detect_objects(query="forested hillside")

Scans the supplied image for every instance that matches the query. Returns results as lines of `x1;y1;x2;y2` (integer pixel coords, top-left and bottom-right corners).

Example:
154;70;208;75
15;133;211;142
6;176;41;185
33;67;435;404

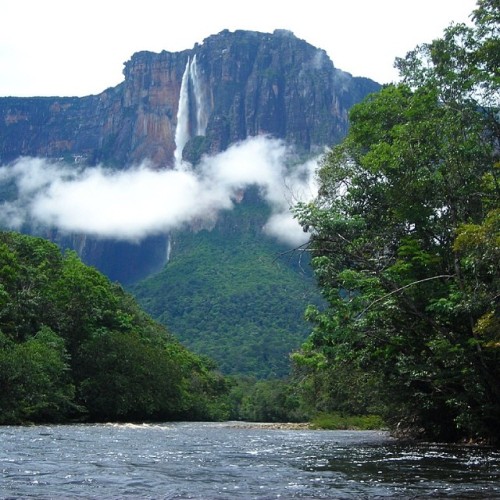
132;190;323;378
0;232;229;424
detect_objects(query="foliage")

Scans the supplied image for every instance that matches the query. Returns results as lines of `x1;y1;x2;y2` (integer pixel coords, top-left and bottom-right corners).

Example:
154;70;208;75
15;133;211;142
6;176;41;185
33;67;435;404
291;338;385;417
131;192;323;379
0;327;76;424
0;231;230;424
310;413;385;431
77;330;182;421
227;375;309;422
292;1;499;443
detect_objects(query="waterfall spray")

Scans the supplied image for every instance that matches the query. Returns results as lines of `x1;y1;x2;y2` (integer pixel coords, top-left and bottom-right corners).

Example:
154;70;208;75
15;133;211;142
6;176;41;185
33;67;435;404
189;55;209;136
165;237;172;263
174;58;191;168
173;55;209;167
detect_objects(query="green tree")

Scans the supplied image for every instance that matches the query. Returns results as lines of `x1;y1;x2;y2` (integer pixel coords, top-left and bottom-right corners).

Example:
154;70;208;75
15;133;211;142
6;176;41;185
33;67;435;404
0;231;230;424
230;376;307;422
77;330;183;421
52;251;122;356
0;233;64;341
293;0;499;442
0;327;75;423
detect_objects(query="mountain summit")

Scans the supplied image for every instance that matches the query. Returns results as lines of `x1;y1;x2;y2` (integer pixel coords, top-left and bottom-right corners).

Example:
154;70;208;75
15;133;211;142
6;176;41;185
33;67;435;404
0;29;379;167
0;30;380;376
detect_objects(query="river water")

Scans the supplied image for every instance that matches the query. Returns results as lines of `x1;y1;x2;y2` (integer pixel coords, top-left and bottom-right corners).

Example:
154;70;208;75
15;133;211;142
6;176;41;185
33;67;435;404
1;422;499;499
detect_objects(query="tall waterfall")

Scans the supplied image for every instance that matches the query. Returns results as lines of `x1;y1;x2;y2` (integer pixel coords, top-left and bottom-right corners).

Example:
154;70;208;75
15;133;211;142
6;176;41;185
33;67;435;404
173;55;209;167
174;58;192;167
189;55;209;136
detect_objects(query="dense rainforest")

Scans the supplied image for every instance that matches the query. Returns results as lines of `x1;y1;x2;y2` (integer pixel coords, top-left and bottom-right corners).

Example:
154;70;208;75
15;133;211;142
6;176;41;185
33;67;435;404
0;231;229;424
1;1;498;443
0;230;315;425
291;0;499;443
131;190;323;379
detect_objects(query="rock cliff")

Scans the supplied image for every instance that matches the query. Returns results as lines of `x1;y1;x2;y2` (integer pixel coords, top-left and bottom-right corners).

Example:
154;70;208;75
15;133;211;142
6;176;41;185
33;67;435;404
0;29;379;284
0;29;381;375
0;29;379;168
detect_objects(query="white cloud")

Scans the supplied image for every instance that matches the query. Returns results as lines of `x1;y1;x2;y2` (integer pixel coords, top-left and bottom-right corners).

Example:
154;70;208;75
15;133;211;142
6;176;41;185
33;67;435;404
0;136;319;245
263;212;309;247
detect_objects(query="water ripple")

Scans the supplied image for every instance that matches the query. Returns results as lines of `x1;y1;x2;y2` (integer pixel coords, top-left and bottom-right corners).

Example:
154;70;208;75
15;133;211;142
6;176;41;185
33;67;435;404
0;423;498;499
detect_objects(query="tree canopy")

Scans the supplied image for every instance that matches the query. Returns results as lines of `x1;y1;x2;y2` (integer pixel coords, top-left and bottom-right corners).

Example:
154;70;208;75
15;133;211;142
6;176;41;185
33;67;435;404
132;193;323;379
293;0;499;442
0;231;229;424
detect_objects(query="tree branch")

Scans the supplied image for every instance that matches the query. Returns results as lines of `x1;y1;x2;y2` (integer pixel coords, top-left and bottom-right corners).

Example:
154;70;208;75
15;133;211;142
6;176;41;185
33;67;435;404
358;274;454;317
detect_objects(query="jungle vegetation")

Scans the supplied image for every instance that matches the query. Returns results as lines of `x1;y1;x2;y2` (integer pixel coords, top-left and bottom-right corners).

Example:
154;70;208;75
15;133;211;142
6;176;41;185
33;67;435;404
131;190;323;379
291;0;499;442
0;231;229;424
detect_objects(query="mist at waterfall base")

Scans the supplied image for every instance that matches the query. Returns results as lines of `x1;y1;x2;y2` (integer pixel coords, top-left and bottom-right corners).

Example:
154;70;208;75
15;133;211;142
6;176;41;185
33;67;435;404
0;136;319;246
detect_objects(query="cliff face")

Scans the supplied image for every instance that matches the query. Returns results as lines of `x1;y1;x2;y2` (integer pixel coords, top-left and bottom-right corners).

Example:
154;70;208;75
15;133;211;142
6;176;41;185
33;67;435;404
0;29;379;168
0;29;379;284
0;30;381;373
192;30;378;156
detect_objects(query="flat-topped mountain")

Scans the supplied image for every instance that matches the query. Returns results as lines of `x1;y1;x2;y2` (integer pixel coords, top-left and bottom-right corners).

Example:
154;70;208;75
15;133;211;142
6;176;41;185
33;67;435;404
0;30;380;377
0;29;379;167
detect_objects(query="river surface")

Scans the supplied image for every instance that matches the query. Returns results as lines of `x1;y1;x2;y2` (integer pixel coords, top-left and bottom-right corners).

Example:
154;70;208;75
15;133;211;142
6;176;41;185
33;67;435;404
1;422;499;499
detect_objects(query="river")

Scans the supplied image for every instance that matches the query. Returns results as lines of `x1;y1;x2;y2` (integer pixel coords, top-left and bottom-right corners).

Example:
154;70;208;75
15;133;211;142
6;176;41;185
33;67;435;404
1;422;499;499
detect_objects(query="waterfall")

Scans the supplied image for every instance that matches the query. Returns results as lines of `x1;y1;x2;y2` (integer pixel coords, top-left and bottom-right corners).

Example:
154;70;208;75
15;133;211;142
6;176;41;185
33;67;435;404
189;55;209;136
174;58;191;168
165;237;172;264
173;55;209;167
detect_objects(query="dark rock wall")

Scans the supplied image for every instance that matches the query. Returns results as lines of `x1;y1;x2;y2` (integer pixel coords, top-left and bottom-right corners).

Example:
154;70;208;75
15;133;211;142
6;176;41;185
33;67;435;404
0;29;379;168
0;30;380;283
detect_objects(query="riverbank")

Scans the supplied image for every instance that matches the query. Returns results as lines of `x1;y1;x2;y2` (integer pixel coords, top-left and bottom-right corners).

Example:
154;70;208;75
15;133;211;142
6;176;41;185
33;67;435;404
224;421;312;430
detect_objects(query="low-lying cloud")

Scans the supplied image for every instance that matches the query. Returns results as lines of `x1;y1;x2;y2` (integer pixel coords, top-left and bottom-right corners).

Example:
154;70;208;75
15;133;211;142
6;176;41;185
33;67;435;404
0;136;318;246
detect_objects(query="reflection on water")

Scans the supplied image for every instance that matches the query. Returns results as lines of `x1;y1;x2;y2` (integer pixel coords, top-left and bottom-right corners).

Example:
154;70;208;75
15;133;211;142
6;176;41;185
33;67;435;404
1;422;499;499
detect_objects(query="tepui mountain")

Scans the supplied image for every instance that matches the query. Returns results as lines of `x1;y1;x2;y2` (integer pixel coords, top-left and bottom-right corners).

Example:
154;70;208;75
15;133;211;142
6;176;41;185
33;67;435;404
0;29;380;377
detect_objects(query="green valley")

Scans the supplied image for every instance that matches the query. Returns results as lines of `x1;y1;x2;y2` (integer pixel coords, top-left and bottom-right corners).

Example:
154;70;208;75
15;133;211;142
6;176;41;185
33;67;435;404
131;190;323;378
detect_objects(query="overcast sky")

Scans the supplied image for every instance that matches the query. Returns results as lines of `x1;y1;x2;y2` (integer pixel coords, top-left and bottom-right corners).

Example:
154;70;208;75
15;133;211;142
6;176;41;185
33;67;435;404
1;0;477;97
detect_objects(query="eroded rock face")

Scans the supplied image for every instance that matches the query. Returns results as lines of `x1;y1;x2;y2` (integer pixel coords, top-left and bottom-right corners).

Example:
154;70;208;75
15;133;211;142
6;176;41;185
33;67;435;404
0;29;379;169
0;29;380;283
193;29;379;156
